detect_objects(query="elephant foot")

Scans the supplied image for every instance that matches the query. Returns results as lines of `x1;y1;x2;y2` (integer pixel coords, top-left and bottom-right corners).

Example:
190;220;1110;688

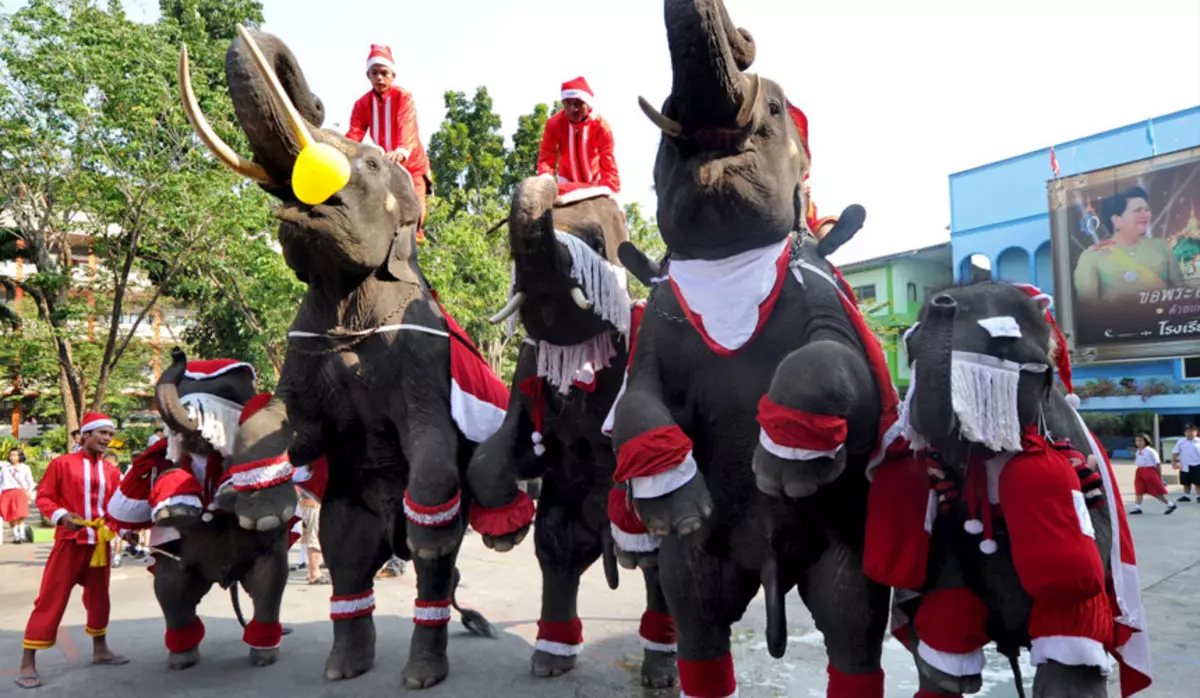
249;647;279;667
406;518;464;561
640;649;678;688
401;625;449;689
234;483;297;532
167;648;200;671
1032;660;1108;698
752;446;847;499
154;504;204;529
632;472;713;536
615;546;658;570
481;524;529;553
325;616;376;681
531;650;578;678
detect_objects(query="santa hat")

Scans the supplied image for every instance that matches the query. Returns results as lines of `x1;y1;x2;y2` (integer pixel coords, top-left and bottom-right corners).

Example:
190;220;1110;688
561;76;593;105
786;101;810;160
80;412;115;434
1010;283;1077;409
519;376;547;457
185;359;256;384
365;44;395;74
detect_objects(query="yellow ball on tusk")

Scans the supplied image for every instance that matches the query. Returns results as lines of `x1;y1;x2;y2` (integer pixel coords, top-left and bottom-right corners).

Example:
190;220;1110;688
292;142;351;205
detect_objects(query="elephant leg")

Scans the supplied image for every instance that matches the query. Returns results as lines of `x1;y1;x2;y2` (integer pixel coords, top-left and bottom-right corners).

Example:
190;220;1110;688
240;542;289;667
753;339;877;499
401;416;465;561
402;544;461;689
153;554;213;671
1032;661;1107;698
657;534;757;698
321;496;390;682
229;398;300;531
530;490;603;678
798;541;890;698
638;565;679;689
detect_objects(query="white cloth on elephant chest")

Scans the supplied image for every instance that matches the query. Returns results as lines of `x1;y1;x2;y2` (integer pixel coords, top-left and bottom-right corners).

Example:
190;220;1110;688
668;237;790;354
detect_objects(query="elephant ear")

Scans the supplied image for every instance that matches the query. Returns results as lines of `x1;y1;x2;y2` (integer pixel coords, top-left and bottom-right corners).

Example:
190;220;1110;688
816;205;867;259
618;241;663;287
381;228;419;283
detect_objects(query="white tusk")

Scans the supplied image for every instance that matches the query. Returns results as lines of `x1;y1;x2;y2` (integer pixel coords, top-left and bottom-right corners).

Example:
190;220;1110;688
488;292;526;324
571;287;592;310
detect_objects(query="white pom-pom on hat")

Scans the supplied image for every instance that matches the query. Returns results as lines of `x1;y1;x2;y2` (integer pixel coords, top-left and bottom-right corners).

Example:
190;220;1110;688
531;432;543;445
1065;393;1081;410
980;539;998;555
533;444;546;457
964;519;984;535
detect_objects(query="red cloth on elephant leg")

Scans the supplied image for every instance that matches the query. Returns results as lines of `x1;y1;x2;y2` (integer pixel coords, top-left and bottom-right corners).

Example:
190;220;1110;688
638;609;677;651
165;617;205;653
438;301;509;444
614;425;693;482
106;439;166;531
915;588;989;654
678;653;737;698
755;395;847;457
1029;591;1113;669
536;618;583;657
863;443;933;590
607;486;646;534
149;467;204;519
826;666;884;698
468;490;535;537
243;619;282;650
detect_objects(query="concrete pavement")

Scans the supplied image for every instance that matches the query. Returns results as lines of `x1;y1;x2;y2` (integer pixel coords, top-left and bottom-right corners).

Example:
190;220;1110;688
1;487;1198;697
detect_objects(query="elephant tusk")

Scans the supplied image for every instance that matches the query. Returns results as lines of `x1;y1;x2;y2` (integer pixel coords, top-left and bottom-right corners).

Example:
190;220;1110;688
638;96;683;138
488;291;526;325
570;287;592;310
178;44;272;184
235;25;313;151
735;74;762;130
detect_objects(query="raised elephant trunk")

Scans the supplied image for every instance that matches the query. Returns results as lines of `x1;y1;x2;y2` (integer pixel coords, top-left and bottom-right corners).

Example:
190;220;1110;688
912;294;958;441
664;0;758;129
155;349;200;438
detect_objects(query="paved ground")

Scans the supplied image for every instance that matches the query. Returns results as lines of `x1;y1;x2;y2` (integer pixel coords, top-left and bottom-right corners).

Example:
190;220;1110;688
0;464;1196;697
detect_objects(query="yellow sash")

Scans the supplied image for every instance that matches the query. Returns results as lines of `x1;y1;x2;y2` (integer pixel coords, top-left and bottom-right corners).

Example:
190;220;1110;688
1107;246;1166;290
73;518;117;567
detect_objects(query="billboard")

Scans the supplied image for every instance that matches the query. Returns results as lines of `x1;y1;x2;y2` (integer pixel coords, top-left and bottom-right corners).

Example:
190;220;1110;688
1050;145;1200;363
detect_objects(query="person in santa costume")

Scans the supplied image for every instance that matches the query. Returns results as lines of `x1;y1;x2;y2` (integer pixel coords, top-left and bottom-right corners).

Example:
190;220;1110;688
17;412;129;689
2;447;36;545
786;102;842;240
346;44;433;237
536;77;621;198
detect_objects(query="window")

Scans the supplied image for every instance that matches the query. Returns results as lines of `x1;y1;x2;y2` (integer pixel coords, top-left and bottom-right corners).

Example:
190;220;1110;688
853;285;877;303
906;282;918;304
1184;357;1200;380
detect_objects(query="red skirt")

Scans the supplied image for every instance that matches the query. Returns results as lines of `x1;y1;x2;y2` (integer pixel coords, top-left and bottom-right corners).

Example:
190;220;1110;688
0;489;30;523
1134;467;1168;497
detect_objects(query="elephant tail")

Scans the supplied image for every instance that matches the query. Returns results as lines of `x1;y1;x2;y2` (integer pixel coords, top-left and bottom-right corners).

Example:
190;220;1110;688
450;567;499;639
1006;650;1026;698
601;524;620;591
762;553;787;659
230;585;249;628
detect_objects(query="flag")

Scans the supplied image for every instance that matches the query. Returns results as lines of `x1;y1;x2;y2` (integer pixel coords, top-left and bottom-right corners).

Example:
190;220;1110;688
1146;120;1158;156
1050;146;1061;177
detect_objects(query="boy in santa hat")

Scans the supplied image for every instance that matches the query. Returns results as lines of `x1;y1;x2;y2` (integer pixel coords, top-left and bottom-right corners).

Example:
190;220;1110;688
346;44;432;239
17;412;128;689
536;77;621;197
786;102;841;240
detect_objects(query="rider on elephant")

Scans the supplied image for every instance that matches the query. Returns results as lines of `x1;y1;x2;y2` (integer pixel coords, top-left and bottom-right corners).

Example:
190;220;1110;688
786;102;839;240
537;77;621;200
345;44;432;235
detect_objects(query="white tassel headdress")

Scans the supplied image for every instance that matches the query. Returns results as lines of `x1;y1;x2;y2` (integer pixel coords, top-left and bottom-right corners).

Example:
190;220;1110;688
165;393;245;463
554;230;631;337
534;332;618;395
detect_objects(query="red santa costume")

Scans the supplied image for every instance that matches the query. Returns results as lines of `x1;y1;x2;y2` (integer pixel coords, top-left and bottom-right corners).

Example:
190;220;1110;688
23;412;123;650
786;102;840;237
346;44;431;232
536;77;621;203
862;283;1153;697
1;455;35;534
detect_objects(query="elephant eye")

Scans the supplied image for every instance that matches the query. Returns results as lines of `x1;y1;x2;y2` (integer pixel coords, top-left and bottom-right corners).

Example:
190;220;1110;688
364;157;380;172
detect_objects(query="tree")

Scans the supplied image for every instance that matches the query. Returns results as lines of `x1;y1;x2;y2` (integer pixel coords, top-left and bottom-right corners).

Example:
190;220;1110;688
427;87;505;216
501;102;556;197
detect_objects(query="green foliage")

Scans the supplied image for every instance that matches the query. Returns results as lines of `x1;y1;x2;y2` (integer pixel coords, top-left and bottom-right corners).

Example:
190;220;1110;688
427;87;506;213
502;102;552;197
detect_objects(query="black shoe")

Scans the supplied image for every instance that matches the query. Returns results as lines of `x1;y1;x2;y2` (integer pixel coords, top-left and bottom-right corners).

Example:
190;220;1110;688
1129;509;1143;515
1166;504;1178;515
1178;495;1192;502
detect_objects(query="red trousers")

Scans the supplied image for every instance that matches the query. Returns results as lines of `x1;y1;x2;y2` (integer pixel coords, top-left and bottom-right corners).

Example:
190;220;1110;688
23;540;111;650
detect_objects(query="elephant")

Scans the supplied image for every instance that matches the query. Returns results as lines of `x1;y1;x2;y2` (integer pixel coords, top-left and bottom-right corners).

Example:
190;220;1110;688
466;175;679;687
176;28;501;689
869;281;1152;697
607;1;892;696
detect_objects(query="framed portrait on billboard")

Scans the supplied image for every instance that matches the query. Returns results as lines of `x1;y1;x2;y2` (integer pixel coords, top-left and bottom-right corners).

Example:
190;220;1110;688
1050;145;1200;363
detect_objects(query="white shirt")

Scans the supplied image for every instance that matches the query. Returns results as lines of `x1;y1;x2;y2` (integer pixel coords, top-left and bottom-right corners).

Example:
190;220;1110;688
1172;437;1200;469
1135;447;1160;468
0;462;35;493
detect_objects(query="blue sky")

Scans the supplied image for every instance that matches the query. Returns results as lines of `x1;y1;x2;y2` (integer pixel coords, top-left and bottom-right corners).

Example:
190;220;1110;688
6;0;1200;264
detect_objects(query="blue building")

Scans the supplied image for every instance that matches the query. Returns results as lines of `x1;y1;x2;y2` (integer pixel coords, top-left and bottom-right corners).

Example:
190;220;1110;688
949;106;1200;451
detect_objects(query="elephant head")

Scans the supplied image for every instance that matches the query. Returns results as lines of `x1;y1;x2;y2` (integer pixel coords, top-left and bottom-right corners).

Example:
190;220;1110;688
155;348;257;460
640;0;807;260
179;27;422;284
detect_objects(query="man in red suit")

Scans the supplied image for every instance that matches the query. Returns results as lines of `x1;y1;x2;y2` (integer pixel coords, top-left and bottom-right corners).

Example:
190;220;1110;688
16;412;128;689
786;102;839;240
345;44;432;235
537;77;621;196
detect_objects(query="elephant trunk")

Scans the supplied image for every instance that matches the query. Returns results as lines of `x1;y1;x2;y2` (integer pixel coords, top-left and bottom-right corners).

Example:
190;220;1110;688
155;350;200;438
664;0;757;129
508;177;572;287
912;294;958;441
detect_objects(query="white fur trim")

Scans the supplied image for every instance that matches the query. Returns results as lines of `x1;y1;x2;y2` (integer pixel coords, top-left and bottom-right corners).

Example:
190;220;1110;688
366;56;395;73
1030;636;1114;674
560;88;591;103
669;238;788;352
918;641;986;677
80;418;114;433
51;508;69;525
1072;490;1095;539
183;362;255;382
757;429;843;461
535;639;584;657
403;497;460;527
610;523;661;553
641;637;677;653
394;147;411;160
151;495;203;518
231;460;294;490
331;592;376;619
631;453;697;499
413;604;452;624
977;316;1022;338
556;186;613;206
450;378;506;444
106;488;150;524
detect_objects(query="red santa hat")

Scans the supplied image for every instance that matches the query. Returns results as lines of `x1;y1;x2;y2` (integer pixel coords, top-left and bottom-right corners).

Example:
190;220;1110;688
1010;283;1078;409
185;359;256;383
786;101;810;160
561;76;593;105
365;44;395;74
80;411;115;434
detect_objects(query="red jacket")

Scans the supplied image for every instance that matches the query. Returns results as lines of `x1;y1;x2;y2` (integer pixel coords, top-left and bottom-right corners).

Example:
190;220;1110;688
346;87;430;179
36;451;121;544
536;111;620;193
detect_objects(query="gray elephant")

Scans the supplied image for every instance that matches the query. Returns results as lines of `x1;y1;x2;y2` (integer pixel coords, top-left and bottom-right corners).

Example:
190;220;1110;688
608;2;892;696
105;349;290;670
870;282;1152;697
466;175;678;688
177;28;500;689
